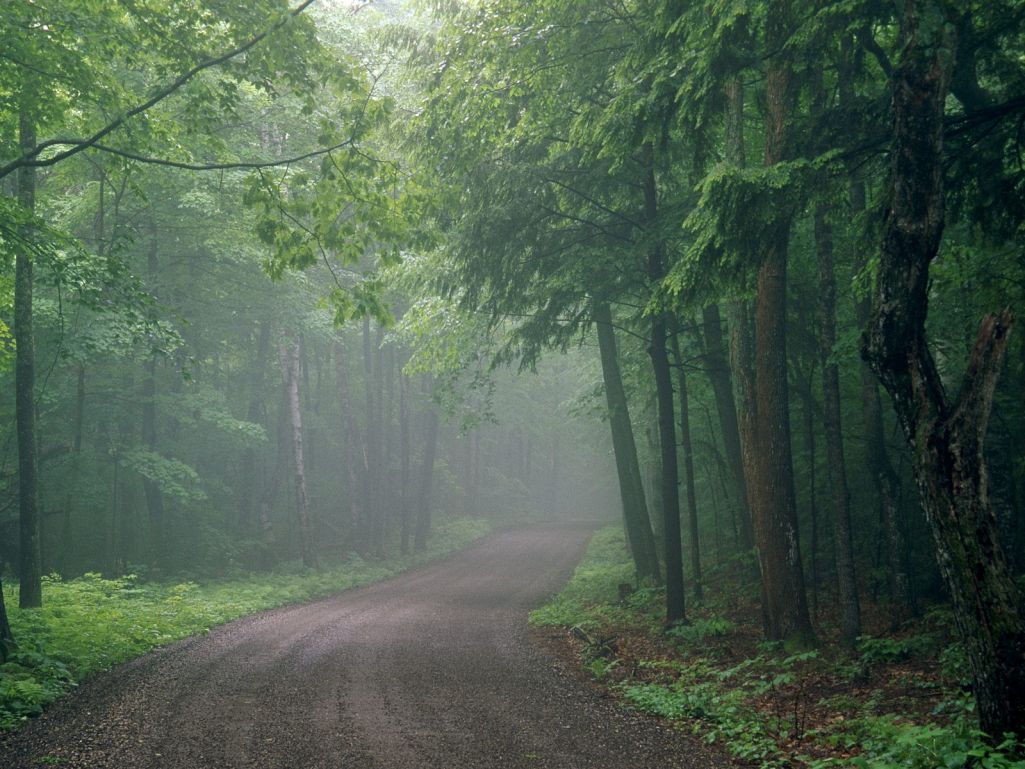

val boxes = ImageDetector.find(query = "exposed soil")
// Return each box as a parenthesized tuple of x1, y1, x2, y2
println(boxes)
(1, 525, 733, 769)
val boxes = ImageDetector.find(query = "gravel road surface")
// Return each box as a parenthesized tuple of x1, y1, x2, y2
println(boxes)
(1, 524, 728, 769)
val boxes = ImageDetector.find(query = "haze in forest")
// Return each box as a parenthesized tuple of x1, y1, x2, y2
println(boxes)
(1, 0, 1025, 765)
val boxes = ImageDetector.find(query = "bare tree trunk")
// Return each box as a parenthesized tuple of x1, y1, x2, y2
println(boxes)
(671, 331, 702, 602)
(334, 339, 365, 545)
(749, 0, 814, 645)
(814, 208, 861, 646)
(15, 107, 41, 609)
(282, 334, 316, 568)
(594, 300, 661, 584)
(701, 304, 754, 552)
(414, 382, 440, 552)
(863, 1, 1025, 737)
(141, 220, 165, 572)
(0, 571, 14, 660)
(642, 142, 685, 625)
(794, 369, 819, 617)
(399, 366, 411, 554)
(360, 317, 378, 554)
(851, 183, 915, 624)
(238, 322, 271, 532)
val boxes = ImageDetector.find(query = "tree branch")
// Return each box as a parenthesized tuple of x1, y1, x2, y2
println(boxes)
(0, 0, 318, 181)
(82, 138, 355, 171)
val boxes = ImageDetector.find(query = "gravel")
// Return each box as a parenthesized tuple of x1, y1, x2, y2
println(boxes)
(1, 524, 733, 769)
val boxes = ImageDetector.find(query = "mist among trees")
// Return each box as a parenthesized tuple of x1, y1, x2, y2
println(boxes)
(1, 0, 1025, 765)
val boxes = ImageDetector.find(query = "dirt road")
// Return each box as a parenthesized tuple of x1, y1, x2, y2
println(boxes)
(1, 525, 727, 768)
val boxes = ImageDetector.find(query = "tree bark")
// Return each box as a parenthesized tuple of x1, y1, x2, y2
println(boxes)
(643, 142, 686, 625)
(750, 0, 815, 645)
(671, 331, 703, 602)
(141, 220, 165, 572)
(399, 365, 411, 554)
(414, 383, 440, 552)
(851, 182, 915, 624)
(360, 317, 378, 554)
(0, 571, 14, 660)
(594, 300, 661, 584)
(15, 107, 41, 609)
(701, 304, 754, 552)
(238, 321, 271, 532)
(282, 333, 316, 568)
(863, 1, 1025, 737)
(815, 208, 861, 646)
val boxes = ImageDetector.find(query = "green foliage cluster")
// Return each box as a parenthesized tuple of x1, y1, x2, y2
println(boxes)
(527, 527, 635, 629)
(0, 518, 490, 730)
(532, 526, 1025, 768)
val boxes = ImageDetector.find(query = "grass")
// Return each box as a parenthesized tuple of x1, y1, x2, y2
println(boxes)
(530, 526, 1025, 769)
(1, 517, 491, 731)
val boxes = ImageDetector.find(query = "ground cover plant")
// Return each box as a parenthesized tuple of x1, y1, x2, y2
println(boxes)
(530, 528, 1025, 769)
(0, 517, 490, 730)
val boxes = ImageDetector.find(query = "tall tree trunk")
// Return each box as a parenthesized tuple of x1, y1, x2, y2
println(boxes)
(334, 339, 365, 544)
(750, 1, 815, 645)
(672, 331, 703, 602)
(795, 371, 820, 617)
(814, 208, 861, 646)
(0, 571, 14, 660)
(282, 333, 316, 569)
(724, 75, 761, 585)
(238, 322, 271, 532)
(643, 142, 686, 625)
(414, 383, 440, 552)
(851, 182, 915, 624)
(594, 300, 661, 584)
(62, 363, 86, 575)
(360, 317, 378, 554)
(399, 366, 411, 555)
(141, 220, 165, 572)
(371, 326, 386, 557)
(863, 1, 1025, 737)
(701, 304, 754, 552)
(15, 108, 41, 609)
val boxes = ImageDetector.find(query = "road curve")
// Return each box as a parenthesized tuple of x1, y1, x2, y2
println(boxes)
(2, 525, 728, 769)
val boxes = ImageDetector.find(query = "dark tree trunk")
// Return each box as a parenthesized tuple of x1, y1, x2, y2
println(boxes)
(671, 331, 702, 602)
(282, 334, 316, 568)
(815, 208, 861, 646)
(643, 143, 685, 625)
(701, 304, 754, 552)
(0, 571, 14, 660)
(750, 2, 815, 645)
(851, 182, 915, 624)
(15, 108, 41, 609)
(594, 300, 661, 584)
(141, 221, 165, 572)
(414, 384, 440, 552)
(794, 371, 820, 616)
(863, 1, 1025, 738)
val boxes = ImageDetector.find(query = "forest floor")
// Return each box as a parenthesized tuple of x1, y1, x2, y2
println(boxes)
(0, 524, 734, 769)
(530, 528, 1024, 769)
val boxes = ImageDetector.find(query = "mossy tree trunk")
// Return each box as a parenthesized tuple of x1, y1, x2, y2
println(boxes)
(863, 0, 1025, 738)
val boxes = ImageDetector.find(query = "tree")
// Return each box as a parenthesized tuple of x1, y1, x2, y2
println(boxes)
(863, 0, 1025, 738)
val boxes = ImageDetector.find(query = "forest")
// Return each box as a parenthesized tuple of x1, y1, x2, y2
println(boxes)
(1, 1, 1024, 768)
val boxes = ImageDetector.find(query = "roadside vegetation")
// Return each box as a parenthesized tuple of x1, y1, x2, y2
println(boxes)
(532, 528, 1025, 769)
(0, 517, 489, 730)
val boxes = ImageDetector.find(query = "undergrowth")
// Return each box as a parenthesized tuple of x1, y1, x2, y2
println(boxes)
(531, 526, 1025, 769)
(1, 517, 490, 730)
